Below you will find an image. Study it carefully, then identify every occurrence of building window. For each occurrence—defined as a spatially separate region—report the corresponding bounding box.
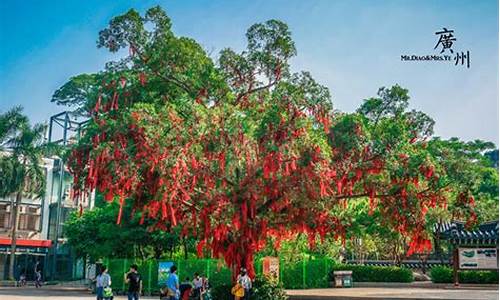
[18,206,40,231]
[0,204,10,229]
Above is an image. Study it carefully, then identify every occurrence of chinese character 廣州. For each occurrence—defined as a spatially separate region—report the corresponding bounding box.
[434,28,456,53]
[455,51,470,68]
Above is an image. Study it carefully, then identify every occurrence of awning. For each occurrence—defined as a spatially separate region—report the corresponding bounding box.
[0,238,52,248]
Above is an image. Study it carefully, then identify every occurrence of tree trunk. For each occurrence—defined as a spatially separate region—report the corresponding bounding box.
[153,246,162,259]
[8,191,22,280]
[421,255,428,274]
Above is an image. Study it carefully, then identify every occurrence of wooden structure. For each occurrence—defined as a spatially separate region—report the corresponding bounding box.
[435,220,498,285]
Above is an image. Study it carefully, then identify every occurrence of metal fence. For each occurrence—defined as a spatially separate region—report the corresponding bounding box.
[103,257,336,294]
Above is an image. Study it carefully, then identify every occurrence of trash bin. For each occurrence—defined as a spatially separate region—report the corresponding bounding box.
[333,271,353,288]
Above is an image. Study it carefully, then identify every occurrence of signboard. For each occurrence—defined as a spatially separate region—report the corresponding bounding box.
[262,256,280,280]
[0,246,48,255]
[459,248,498,270]
[158,261,174,286]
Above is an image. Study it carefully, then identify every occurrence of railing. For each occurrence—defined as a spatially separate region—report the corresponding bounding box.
[346,259,452,269]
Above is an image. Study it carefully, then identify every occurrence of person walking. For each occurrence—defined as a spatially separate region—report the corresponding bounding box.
[236,268,251,300]
[96,266,112,300]
[34,270,42,288]
[96,267,104,300]
[165,266,179,300]
[19,269,27,287]
[124,264,142,300]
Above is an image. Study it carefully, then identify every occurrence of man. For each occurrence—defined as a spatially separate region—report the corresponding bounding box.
[34,270,42,288]
[124,264,142,300]
[166,265,179,300]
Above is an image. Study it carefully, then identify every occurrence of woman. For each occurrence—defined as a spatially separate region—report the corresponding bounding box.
[236,268,251,300]
[192,273,203,299]
[96,266,112,300]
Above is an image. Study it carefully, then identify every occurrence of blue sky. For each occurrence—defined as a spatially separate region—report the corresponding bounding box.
[0,0,498,144]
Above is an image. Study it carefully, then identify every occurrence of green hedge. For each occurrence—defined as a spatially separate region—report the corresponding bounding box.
[210,283,233,300]
[430,266,499,284]
[281,258,335,289]
[251,275,288,300]
[330,264,413,283]
[104,257,335,292]
[429,266,453,283]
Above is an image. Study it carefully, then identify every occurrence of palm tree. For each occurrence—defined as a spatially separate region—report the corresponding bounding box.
[0,107,47,280]
[0,106,28,149]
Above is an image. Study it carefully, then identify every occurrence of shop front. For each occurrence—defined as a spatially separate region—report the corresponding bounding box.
[0,238,52,280]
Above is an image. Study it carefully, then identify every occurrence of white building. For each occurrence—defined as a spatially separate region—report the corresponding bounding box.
[0,155,92,280]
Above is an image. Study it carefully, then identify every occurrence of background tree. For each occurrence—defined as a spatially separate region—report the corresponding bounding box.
[57,7,481,278]
[485,150,498,168]
[65,196,197,261]
[0,107,47,279]
[473,151,499,222]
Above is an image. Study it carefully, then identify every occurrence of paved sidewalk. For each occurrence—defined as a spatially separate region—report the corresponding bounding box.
[287,287,499,300]
[0,286,498,300]
[0,287,156,300]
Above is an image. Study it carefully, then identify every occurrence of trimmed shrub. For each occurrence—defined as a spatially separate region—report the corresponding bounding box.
[210,283,233,300]
[211,276,288,300]
[330,264,413,283]
[460,270,499,284]
[430,266,499,284]
[429,266,453,283]
[250,275,288,300]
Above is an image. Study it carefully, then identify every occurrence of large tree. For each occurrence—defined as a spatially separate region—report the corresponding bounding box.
[59,7,480,277]
[0,107,47,279]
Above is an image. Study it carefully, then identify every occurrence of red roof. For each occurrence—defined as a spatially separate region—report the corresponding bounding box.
[0,238,52,248]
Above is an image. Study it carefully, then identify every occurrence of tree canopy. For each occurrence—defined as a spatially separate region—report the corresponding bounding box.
[56,6,490,277]
[64,197,196,261]
[0,106,47,204]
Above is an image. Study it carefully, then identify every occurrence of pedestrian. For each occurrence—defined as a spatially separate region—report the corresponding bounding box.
[124,264,142,300]
[236,268,251,300]
[34,270,42,288]
[201,276,211,300]
[165,265,179,300]
[19,269,27,287]
[192,273,203,299]
[97,265,112,300]
[96,267,104,300]
[179,277,192,300]
[14,264,21,287]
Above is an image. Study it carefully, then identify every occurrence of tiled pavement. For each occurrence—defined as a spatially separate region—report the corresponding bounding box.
[287,287,499,300]
[0,286,498,300]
